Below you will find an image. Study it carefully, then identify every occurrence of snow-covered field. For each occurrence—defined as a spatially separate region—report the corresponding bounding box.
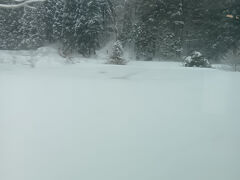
[0,48,240,180]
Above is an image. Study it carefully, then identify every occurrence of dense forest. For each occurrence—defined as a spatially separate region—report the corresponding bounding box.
[0,0,239,61]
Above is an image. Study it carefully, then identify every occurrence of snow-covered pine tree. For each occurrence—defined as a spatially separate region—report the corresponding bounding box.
[61,0,77,55]
[0,7,23,49]
[110,0,125,39]
[97,0,116,44]
[151,0,184,60]
[18,4,47,49]
[62,0,115,57]
[164,0,184,58]
[133,0,184,60]
[216,0,240,59]
[44,0,64,42]
[0,0,239,62]
[198,0,236,60]
[181,0,231,60]
[134,0,166,60]
[108,40,126,65]
[78,0,104,56]
[118,0,134,46]
[79,0,115,56]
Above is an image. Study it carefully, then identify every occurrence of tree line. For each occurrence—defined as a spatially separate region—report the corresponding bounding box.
[0,0,239,61]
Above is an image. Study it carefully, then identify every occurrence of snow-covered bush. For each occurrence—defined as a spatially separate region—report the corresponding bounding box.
[108,40,127,65]
[184,51,211,68]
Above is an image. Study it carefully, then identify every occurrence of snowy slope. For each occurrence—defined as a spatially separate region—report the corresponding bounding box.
[0,48,240,180]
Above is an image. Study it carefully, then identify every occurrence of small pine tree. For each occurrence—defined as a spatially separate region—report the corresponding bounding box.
[108,40,126,65]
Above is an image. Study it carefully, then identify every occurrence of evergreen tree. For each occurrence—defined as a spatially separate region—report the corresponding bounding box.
[181,0,238,60]
[134,0,167,60]
[62,0,115,56]
[108,40,126,65]
[0,0,239,62]
[18,4,47,49]
[134,0,183,60]
[0,8,23,49]
[110,0,125,38]
[218,0,240,57]
[118,0,135,46]
[182,0,206,56]
[44,0,64,42]
[62,0,77,55]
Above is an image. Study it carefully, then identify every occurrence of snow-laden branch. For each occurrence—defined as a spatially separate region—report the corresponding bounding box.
[0,0,46,9]
[226,14,240,20]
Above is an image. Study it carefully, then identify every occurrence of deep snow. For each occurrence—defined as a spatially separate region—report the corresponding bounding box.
[0,47,240,180]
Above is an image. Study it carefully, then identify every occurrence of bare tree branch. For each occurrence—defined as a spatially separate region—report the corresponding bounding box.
[0,0,46,9]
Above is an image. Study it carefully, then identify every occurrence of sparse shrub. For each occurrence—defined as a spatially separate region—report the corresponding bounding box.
[184,51,211,68]
[108,40,127,65]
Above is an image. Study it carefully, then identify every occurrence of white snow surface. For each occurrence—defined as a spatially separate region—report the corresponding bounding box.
[0,47,240,180]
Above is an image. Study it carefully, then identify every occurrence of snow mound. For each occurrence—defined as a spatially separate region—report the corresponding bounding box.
[0,46,66,67]
[34,47,66,67]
